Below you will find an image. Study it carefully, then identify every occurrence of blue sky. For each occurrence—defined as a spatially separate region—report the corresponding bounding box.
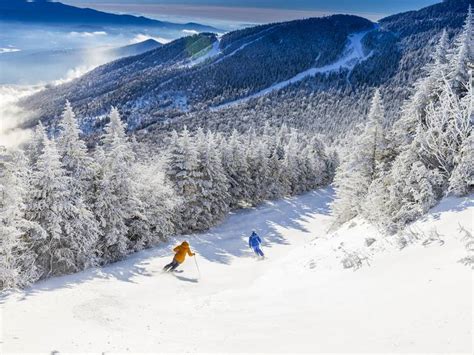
[64,0,440,27]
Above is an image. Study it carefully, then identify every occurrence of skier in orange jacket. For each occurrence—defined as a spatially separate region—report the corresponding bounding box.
[163,241,195,272]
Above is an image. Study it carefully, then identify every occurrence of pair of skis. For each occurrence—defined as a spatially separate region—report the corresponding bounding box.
[162,255,201,277]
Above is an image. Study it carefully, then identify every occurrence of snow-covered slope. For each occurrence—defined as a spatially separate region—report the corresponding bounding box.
[213,29,374,110]
[181,38,222,68]
[1,189,472,353]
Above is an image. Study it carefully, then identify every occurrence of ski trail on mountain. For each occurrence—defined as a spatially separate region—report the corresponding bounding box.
[212,30,373,111]
[182,39,221,68]
[1,189,472,353]
[182,25,279,69]
[213,25,279,65]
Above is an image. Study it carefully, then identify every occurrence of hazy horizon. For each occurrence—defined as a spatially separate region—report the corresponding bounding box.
[62,0,440,27]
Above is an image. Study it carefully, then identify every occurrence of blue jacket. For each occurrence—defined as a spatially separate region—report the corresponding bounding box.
[249,232,262,248]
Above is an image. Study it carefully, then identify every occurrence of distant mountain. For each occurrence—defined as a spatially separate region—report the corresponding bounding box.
[0,39,162,85]
[23,0,470,139]
[23,15,373,126]
[110,39,162,58]
[0,0,218,32]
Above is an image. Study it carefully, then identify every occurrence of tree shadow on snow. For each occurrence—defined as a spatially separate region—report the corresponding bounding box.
[173,274,199,283]
[419,194,474,222]
[183,188,334,264]
[11,246,174,302]
[6,188,333,302]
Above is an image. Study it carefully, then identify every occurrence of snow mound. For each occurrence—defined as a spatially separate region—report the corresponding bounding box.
[0,189,472,353]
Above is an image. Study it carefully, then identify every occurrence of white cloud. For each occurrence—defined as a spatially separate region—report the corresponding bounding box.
[0,85,43,148]
[52,65,96,86]
[69,31,108,38]
[182,29,199,35]
[129,34,171,45]
[0,47,21,54]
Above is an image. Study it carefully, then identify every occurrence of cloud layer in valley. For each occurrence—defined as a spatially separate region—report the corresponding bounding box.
[0,85,42,148]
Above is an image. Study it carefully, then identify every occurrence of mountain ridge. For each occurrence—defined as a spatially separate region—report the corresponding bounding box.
[0,0,219,32]
[21,0,471,139]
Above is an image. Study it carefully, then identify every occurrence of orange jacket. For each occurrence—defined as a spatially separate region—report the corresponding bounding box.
[173,241,195,263]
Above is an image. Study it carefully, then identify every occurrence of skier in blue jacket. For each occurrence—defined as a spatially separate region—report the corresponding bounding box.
[249,231,265,258]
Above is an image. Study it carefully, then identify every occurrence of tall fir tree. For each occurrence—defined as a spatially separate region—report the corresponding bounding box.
[132,159,178,249]
[331,89,387,223]
[94,107,138,262]
[221,130,251,208]
[28,135,98,276]
[166,128,202,232]
[0,149,42,289]
[202,131,230,225]
[449,133,474,196]
[189,128,230,230]
[394,30,451,147]
[449,5,473,95]
[57,101,96,204]
[246,137,270,204]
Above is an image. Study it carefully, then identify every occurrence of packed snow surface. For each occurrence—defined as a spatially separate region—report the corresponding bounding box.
[0,188,472,353]
[213,30,373,110]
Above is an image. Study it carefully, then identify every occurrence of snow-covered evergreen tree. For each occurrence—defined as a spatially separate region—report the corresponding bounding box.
[363,20,473,230]
[283,130,304,194]
[266,146,287,199]
[94,107,138,262]
[449,132,474,196]
[246,138,271,204]
[303,136,331,189]
[28,135,98,277]
[166,128,202,232]
[331,89,387,224]
[26,122,47,166]
[0,149,42,289]
[448,5,473,95]
[127,156,177,251]
[384,145,443,230]
[57,101,96,204]
[194,130,230,229]
[448,77,473,196]
[417,79,472,178]
[221,130,252,208]
[394,29,450,147]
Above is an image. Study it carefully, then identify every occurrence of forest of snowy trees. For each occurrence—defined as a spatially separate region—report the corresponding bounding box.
[331,8,473,231]
[1,7,472,291]
[0,103,334,289]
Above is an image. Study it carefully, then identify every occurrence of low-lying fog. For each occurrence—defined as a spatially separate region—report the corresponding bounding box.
[0,22,207,147]
[0,23,193,85]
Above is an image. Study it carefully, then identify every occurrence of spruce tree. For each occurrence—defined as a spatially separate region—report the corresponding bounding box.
[449,133,474,196]
[28,136,98,276]
[0,149,42,289]
[331,89,387,223]
[203,131,230,225]
[57,101,96,204]
[221,130,251,208]
[166,128,202,232]
[392,29,450,151]
[94,107,138,262]
[449,6,473,95]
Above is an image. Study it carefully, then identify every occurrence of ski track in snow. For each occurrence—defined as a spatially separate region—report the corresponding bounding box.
[212,30,374,111]
[0,189,472,353]
[213,25,279,65]
[212,36,261,65]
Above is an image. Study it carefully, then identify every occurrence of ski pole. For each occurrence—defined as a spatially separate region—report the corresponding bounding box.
[194,255,201,279]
